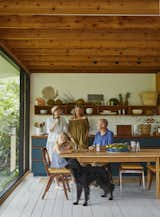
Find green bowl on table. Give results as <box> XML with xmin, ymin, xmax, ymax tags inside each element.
<box><xmin>106</xmin><ymin>143</ymin><xmax>129</xmax><ymax>153</ymax></box>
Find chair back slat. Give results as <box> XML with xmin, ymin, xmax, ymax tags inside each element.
<box><xmin>41</xmin><ymin>147</ymin><xmax>51</xmax><ymax>175</ymax></box>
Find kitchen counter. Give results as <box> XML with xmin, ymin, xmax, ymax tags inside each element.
<box><xmin>31</xmin><ymin>134</ymin><xmax>160</xmax><ymax>139</ymax></box>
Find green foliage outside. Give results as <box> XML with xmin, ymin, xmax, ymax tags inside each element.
<box><xmin>0</xmin><ymin>79</ymin><xmax>20</xmax><ymax>192</ymax></box>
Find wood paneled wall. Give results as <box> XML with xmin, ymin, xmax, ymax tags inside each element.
<box><xmin>0</xmin><ymin>0</ymin><xmax>159</xmax><ymax>15</ymax></box>
<box><xmin>0</xmin><ymin>1</ymin><xmax>159</xmax><ymax>73</ymax></box>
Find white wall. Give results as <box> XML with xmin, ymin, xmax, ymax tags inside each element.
<box><xmin>31</xmin><ymin>73</ymin><xmax>155</xmax><ymax>105</ymax></box>
<box><xmin>30</xmin><ymin>73</ymin><xmax>156</xmax><ymax>135</ymax></box>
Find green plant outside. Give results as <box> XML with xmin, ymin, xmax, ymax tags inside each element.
<box><xmin>0</xmin><ymin>80</ymin><xmax>20</xmax><ymax>193</ymax></box>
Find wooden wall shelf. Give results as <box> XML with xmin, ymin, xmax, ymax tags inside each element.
<box><xmin>34</xmin><ymin>105</ymin><xmax>160</xmax><ymax>116</ymax></box>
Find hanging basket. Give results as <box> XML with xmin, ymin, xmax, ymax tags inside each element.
<box><xmin>140</xmin><ymin>91</ymin><xmax>157</xmax><ymax>106</ymax></box>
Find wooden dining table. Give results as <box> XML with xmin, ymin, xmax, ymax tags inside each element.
<box><xmin>61</xmin><ymin>148</ymin><xmax>160</xmax><ymax>199</ymax></box>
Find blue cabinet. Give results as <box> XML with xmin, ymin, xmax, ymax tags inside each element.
<box><xmin>115</xmin><ymin>137</ymin><xmax>160</xmax><ymax>148</ymax></box>
<box><xmin>32</xmin><ymin>136</ymin><xmax>160</xmax><ymax>176</ymax></box>
<box><xmin>89</xmin><ymin>136</ymin><xmax>160</xmax><ymax>148</ymax></box>
<box><xmin>32</xmin><ymin>138</ymin><xmax>47</xmax><ymax>147</ymax></box>
<box><xmin>32</xmin><ymin>137</ymin><xmax>47</xmax><ymax>176</ymax></box>
<box><xmin>32</xmin><ymin>161</ymin><xmax>46</xmax><ymax>176</ymax></box>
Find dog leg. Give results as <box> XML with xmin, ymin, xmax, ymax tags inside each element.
<box><xmin>83</xmin><ymin>186</ymin><xmax>89</xmax><ymax>206</ymax></box>
<box><xmin>98</xmin><ymin>182</ymin><xmax>107</xmax><ymax>198</ymax></box>
<box><xmin>73</xmin><ymin>184</ymin><xmax>82</xmax><ymax>205</ymax></box>
<box><xmin>101</xmin><ymin>193</ymin><xmax>107</xmax><ymax>197</ymax></box>
<box><xmin>109</xmin><ymin>191</ymin><xmax>113</xmax><ymax>200</ymax></box>
<box><xmin>101</xmin><ymin>186</ymin><xmax>107</xmax><ymax>198</ymax></box>
<box><xmin>108</xmin><ymin>184</ymin><xmax>114</xmax><ymax>200</ymax></box>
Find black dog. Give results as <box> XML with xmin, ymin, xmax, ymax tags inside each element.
<box><xmin>66</xmin><ymin>159</ymin><xmax>114</xmax><ymax>206</ymax></box>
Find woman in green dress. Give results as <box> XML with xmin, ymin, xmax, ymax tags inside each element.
<box><xmin>68</xmin><ymin>105</ymin><xmax>89</xmax><ymax>150</ymax></box>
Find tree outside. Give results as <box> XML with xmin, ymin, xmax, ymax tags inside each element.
<box><xmin>0</xmin><ymin>79</ymin><xmax>20</xmax><ymax>193</ymax></box>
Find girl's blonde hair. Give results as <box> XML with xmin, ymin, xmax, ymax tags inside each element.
<box><xmin>58</xmin><ymin>132</ymin><xmax>71</xmax><ymax>144</ymax></box>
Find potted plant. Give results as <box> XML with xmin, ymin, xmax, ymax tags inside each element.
<box><xmin>34</xmin><ymin>122</ymin><xmax>45</xmax><ymax>135</ymax></box>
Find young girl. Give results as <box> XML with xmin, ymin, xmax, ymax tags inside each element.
<box><xmin>51</xmin><ymin>132</ymin><xmax>73</xmax><ymax>168</ymax></box>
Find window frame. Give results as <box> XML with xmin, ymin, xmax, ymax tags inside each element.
<box><xmin>0</xmin><ymin>48</ymin><xmax>30</xmax><ymax>202</ymax></box>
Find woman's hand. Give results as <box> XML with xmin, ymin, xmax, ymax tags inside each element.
<box><xmin>50</xmin><ymin>118</ymin><xmax>59</xmax><ymax>132</ymax></box>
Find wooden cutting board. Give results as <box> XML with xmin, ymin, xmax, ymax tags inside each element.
<box><xmin>116</xmin><ymin>125</ymin><xmax>132</xmax><ymax>136</ymax></box>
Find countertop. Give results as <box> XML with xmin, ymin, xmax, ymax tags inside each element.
<box><xmin>31</xmin><ymin>134</ymin><xmax>160</xmax><ymax>139</ymax></box>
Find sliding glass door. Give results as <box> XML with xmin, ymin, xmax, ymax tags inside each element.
<box><xmin>0</xmin><ymin>50</ymin><xmax>30</xmax><ymax>198</ymax></box>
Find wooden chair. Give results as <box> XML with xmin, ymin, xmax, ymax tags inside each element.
<box><xmin>41</xmin><ymin>147</ymin><xmax>71</xmax><ymax>200</ymax></box>
<box><xmin>119</xmin><ymin>163</ymin><xmax>145</xmax><ymax>192</ymax></box>
<box><xmin>147</xmin><ymin>164</ymin><xmax>156</xmax><ymax>190</ymax></box>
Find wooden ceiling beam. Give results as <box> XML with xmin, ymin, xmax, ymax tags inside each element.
<box><xmin>28</xmin><ymin>65</ymin><xmax>160</xmax><ymax>69</ymax></box>
<box><xmin>11</xmin><ymin>48</ymin><xmax>160</xmax><ymax>57</ymax></box>
<box><xmin>2</xmin><ymin>40</ymin><xmax>159</xmax><ymax>49</ymax></box>
<box><xmin>17</xmin><ymin>56</ymin><xmax>160</xmax><ymax>63</ymax></box>
<box><xmin>28</xmin><ymin>66</ymin><xmax>160</xmax><ymax>74</ymax></box>
<box><xmin>0</xmin><ymin>0</ymin><xmax>158</xmax><ymax>15</ymax></box>
<box><xmin>15</xmin><ymin>55</ymin><xmax>160</xmax><ymax>60</ymax></box>
<box><xmin>0</xmin><ymin>29</ymin><xmax>160</xmax><ymax>41</ymax></box>
<box><xmin>23</xmin><ymin>61</ymin><xmax>160</xmax><ymax>67</ymax></box>
<box><xmin>0</xmin><ymin>16</ymin><xmax>159</xmax><ymax>29</ymax></box>
<box><xmin>30</xmin><ymin>70</ymin><xmax>159</xmax><ymax>74</ymax></box>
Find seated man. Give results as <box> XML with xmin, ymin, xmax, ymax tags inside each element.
<box><xmin>89</xmin><ymin>119</ymin><xmax>113</xmax><ymax>150</ymax></box>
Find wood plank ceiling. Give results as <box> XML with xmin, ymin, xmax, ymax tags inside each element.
<box><xmin>0</xmin><ymin>0</ymin><xmax>160</xmax><ymax>73</ymax></box>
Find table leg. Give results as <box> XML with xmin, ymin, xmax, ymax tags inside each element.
<box><xmin>147</xmin><ymin>162</ymin><xmax>152</xmax><ymax>190</ymax></box>
<box><xmin>156</xmin><ymin>157</ymin><xmax>160</xmax><ymax>199</ymax></box>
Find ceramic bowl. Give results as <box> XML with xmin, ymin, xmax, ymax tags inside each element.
<box><xmin>86</xmin><ymin>108</ymin><xmax>93</xmax><ymax>115</ymax></box>
<box><xmin>132</xmin><ymin>109</ymin><xmax>143</xmax><ymax>115</ymax></box>
<box><xmin>40</xmin><ymin>110</ymin><xmax>48</xmax><ymax>114</ymax></box>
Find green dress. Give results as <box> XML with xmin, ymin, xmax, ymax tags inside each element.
<box><xmin>68</xmin><ymin>118</ymin><xmax>89</xmax><ymax>150</ymax></box>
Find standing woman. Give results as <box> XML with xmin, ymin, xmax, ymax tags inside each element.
<box><xmin>68</xmin><ymin>105</ymin><xmax>89</xmax><ymax>150</ymax></box>
<box><xmin>46</xmin><ymin>105</ymin><xmax>68</xmax><ymax>160</ymax></box>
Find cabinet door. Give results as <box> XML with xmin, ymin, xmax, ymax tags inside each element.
<box><xmin>32</xmin><ymin>148</ymin><xmax>43</xmax><ymax>161</ymax></box>
<box><xmin>32</xmin><ymin>138</ymin><xmax>47</xmax><ymax>147</ymax></box>
<box><xmin>32</xmin><ymin>161</ymin><xmax>46</xmax><ymax>176</ymax></box>
<box><xmin>32</xmin><ymin>138</ymin><xmax>47</xmax><ymax>176</ymax></box>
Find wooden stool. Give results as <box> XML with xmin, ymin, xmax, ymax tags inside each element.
<box><xmin>119</xmin><ymin>163</ymin><xmax>145</xmax><ymax>192</ymax></box>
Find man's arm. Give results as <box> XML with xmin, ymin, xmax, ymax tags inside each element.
<box><xmin>107</xmin><ymin>131</ymin><xmax>114</xmax><ymax>144</ymax></box>
<box><xmin>89</xmin><ymin>133</ymin><xmax>98</xmax><ymax>150</ymax></box>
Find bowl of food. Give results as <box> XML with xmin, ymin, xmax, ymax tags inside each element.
<box><xmin>40</xmin><ymin>109</ymin><xmax>48</xmax><ymax>114</ymax></box>
<box><xmin>132</xmin><ymin>109</ymin><xmax>143</xmax><ymax>115</ymax></box>
<box><xmin>106</xmin><ymin>143</ymin><xmax>129</xmax><ymax>152</ymax></box>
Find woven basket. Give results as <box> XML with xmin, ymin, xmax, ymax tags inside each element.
<box><xmin>139</xmin><ymin>124</ymin><xmax>151</xmax><ymax>135</ymax></box>
<box><xmin>140</xmin><ymin>91</ymin><xmax>157</xmax><ymax>106</ymax></box>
